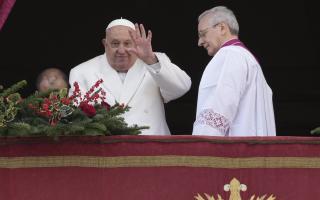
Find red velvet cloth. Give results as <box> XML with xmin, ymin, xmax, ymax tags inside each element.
<box><xmin>1</xmin><ymin>135</ymin><xmax>320</xmax><ymax>199</ymax></box>
<box><xmin>0</xmin><ymin>0</ymin><xmax>15</xmax><ymax>30</ymax></box>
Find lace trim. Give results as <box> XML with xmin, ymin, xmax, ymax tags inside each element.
<box><xmin>195</xmin><ymin>109</ymin><xmax>230</xmax><ymax>134</ymax></box>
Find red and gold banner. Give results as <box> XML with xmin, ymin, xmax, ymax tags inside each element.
<box><xmin>1</xmin><ymin>135</ymin><xmax>320</xmax><ymax>199</ymax></box>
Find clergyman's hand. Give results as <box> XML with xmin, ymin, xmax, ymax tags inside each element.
<box><xmin>128</xmin><ymin>23</ymin><xmax>158</xmax><ymax>65</ymax></box>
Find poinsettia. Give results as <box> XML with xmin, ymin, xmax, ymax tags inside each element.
<box><xmin>79</xmin><ymin>103</ymin><xmax>96</xmax><ymax>117</ymax></box>
<box><xmin>28</xmin><ymin>88</ymin><xmax>73</xmax><ymax>125</ymax></box>
<box><xmin>28</xmin><ymin>79</ymin><xmax>111</xmax><ymax>125</ymax></box>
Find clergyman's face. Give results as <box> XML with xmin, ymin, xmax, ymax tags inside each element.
<box><xmin>198</xmin><ymin>15</ymin><xmax>222</xmax><ymax>56</ymax></box>
<box><xmin>103</xmin><ymin>26</ymin><xmax>137</xmax><ymax>72</ymax></box>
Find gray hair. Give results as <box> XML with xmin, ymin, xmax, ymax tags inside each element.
<box><xmin>198</xmin><ymin>6</ymin><xmax>239</xmax><ymax>35</ymax></box>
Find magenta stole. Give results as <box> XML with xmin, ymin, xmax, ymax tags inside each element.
<box><xmin>221</xmin><ymin>38</ymin><xmax>259</xmax><ymax>63</ymax></box>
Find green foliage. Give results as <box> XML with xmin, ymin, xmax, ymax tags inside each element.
<box><xmin>0</xmin><ymin>80</ymin><xmax>148</xmax><ymax>137</ymax></box>
<box><xmin>311</xmin><ymin>127</ymin><xmax>320</xmax><ymax>135</ymax></box>
<box><xmin>0</xmin><ymin>80</ymin><xmax>27</xmax><ymax>127</ymax></box>
<box><xmin>0</xmin><ymin>80</ymin><xmax>27</xmax><ymax>98</ymax></box>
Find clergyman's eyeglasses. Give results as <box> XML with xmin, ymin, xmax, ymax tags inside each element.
<box><xmin>198</xmin><ymin>23</ymin><xmax>220</xmax><ymax>39</ymax></box>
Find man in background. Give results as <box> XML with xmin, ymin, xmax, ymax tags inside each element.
<box><xmin>37</xmin><ymin>68</ymin><xmax>68</xmax><ymax>92</ymax></box>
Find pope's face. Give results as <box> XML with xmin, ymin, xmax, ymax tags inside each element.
<box><xmin>198</xmin><ymin>15</ymin><xmax>223</xmax><ymax>56</ymax></box>
<box><xmin>103</xmin><ymin>26</ymin><xmax>137</xmax><ymax>72</ymax></box>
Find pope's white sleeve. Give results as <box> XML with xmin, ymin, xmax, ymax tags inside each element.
<box><xmin>146</xmin><ymin>52</ymin><xmax>191</xmax><ymax>103</ymax></box>
<box><xmin>68</xmin><ymin>68</ymin><xmax>77</xmax><ymax>97</ymax></box>
<box><xmin>68</xmin><ymin>68</ymin><xmax>87</xmax><ymax>98</ymax></box>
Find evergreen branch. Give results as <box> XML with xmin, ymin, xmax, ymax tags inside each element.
<box><xmin>0</xmin><ymin>80</ymin><xmax>27</xmax><ymax>97</ymax></box>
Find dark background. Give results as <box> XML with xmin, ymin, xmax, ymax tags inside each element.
<box><xmin>1</xmin><ymin>1</ymin><xmax>319</xmax><ymax>136</ymax></box>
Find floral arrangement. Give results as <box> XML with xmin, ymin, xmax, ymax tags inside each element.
<box><xmin>0</xmin><ymin>80</ymin><xmax>148</xmax><ymax>137</ymax></box>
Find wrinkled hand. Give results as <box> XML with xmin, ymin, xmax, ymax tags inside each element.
<box><xmin>128</xmin><ymin>23</ymin><xmax>158</xmax><ymax>65</ymax></box>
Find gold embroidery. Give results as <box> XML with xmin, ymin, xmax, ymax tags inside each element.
<box><xmin>194</xmin><ymin>178</ymin><xmax>276</xmax><ymax>200</ymax></box>
<box><xmin>1</xmin><ymin>156</ymin><xmax>320</xmax><ymax>168</ymax></box>
<box><xmin>0</xmin><ymin>156</ymin><xmax>320</xmax><ymax>169</ymax></box>
<box><xmin>195</xmin><ymin>193</ymin><xmax>223</xmax><ymax>200</ymax></box>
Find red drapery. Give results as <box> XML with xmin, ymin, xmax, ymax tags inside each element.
<box><xmin>0</xmin><ymin>0</ymin><xmax>15</xmax><ymax>31</ymax></box>
<box><xmin>1</xmin><ymin>135</ymin><xmax>320</xmax><ymax>199</ymax></box>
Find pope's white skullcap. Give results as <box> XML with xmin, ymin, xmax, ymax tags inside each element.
<box><xmin>106</xmin><ymin>18</ymin><xmax>135</xmax><ymax>30</ymax></box>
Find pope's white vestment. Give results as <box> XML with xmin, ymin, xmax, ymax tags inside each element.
<box><xmin>69</xmin><ymin>52</ymin><xmax>191</xmax><ymax>135</ymax></box>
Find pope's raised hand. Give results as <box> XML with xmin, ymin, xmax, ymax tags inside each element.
<box><xmin>128</xmin><ymin>23</ymin><xmax>158</xmax><ymax>65</ymax></box>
